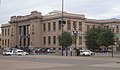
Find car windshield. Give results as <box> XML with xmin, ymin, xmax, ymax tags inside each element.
<box><xmin>5</xmin><ymin>50</ymin><xmax>12</xmax><ymax>52</ymax></box>
<box><xmin>17</xmin><ymin>51</ymin><xmax>24</xmax><ymax>52</ymax></box>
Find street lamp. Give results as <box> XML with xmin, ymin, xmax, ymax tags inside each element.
<box><xmin>72</xmin><ymin>28</ymin><xmax>78</xmax><ymax>56</ymax></box>
<box><xmin>110</xmin><ymin>25</ymin><xmax>115</xmax><ymax>57</ymax></box>
<box><xmin>59</xmin><ymin>0</ymin><xmax>66</xmax><ymax>56</ymax></box>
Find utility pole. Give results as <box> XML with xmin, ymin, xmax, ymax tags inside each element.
<box><xmin>59</xmin><ymin>0</ymin><xmax>66</xmax><ymax>56</ymax></box>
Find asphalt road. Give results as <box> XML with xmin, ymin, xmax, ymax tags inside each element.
<box><xmin>0</xmin><ymin>55</ymin><xmax>120</xmax><ymax>70</ymax></box>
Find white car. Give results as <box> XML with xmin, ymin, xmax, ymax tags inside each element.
<box><xmin>2</xmin><ymin>50</ymin><xmax>14</xmax><ymax>56</ymax></box>
<box><xmin>80</xmin><ymin>50</ymin><xmax>94</xmax><ymax>56</ymax></box>
<box><xmin>14</xmin><ymin>49</ymin><xmax>28</xmax><ymax>56</ymax></box>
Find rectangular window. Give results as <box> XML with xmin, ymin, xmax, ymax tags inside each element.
<box><xmin>2</xmin><ymin>40</ymin><xmax>4</xmax><ymax>46</ymax></box>
<box><xmin>5</xmin><ymin>29</ymin><xmax>6</xmax><ymax>36</ymax></box>
<box><xmin>79</xmin><ymin>36</ymin><xmax>82</xmax><ymax>44</ymax></box>
<box><xmin>116</xmin><ymin>25</ymin><xmax>119</xmax><ymax>33</ymax></box>
<box><xmin>43</xmin><ymin>37</ymin><xmax>46</xmax><ymax>45</ymax></box>
<box><xmin>5</xmin><ymin>39</ymin><xmax>6</xmax><ymax>46</ymax></box>
<box><xmin>23</xmin><ymin>26</ymin><xmax>26</xmax><ymax>35</ymax></box>
<box><xmin>43</xmin><ymin>23</ymin><xmax>46</xmax><ymax>32</ymax></box>
<box><xmin>8</xmin><ymin>39</ymin><xmax>10</xmax><ymax>46</ymax></box>
<box><xmin>8</xmin><ymin>29</ymin><xmax>10</xmax><ymax>36</ymax></box>
<box><xmin>48</xmin><ymin>36</ymin><xmax>51</xmax><ymax>44</ymax></box>
<box><xmin>98</xmin><ymin>26</ymin><xmax>101</xmax><ymax>28</ymax></box>
<box><xmin>19</xmin><ymin>38</ymin><xmax>22</xmax><ymax>46</ymax></box>
<box><xmin>48</xmin><ymin>22</ymin><xmax>51</xmax><ymax>31</ymax></box>
<box><xmin>2</xmin><ymin>29</ymin><xmax>4</xmax><ymax>36</ymax></box>
<box><xmin>67</xmin><ymin>20</ymin><xmax>71</xmax><ymax>30</ymax></box>
<box><xmin>53</xmin><ymin>22</ymin><xmax>56</xmax><ymax>31</ymax></box>
<box><xmin>28</xmin><ymin>38</ymin><xmax>30</xmax><ymax>46</ymax></box>
<box><xmin>58</xmin><ymin>21</ymin><xmax>61</xmax><ymax>30</ymax></box>
<box><xmin>73</xmin><ymin>21</ymin><xmax>77</xmax><ymax>29</ymax></box>
<box><xmin>23</xmin><ymin>38</ymin><xmax>26</xmax><ymax>46</ymax></box>
<box><xmin>104</xmin><ymin>26</ymin><xmax>109</xmax><ymax>29</ymax></box>
<box><xmin>93</xmin><ymin>25</ymin><xmax>95</xmax><ymax>28</ymax></box>
<box><xmin>87</xmin><ymin>25</ymin><xmax>90</xmax><ymax>30</ymax></box>
<box><xmin>53</xmin><ymin>36</ymin><xmax>56</xmax><ymax>44</ymax></box>
<box><xmin>11</xmin><ymin>28</ymin><xmax>14</xmax><ymax>36</ymax></box>
<box><xmin>79</xmin><ymin>22</ymin><xmax>82</xmax><ymax>31</ymax></box>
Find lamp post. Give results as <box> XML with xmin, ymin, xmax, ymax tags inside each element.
<box><xmin>110</xmin><ymin>25</ymin><xmax>115</xmax><ymax>58</ymax></box>
<box><xmin>72</xmin><ymin>28</ymin><xmax>78</xmax><ymax>56</ymax></box>
<box><xmin>59</xmin><ymin>0</ymin><xmax>66</xmax><ymax>56</ymax></box>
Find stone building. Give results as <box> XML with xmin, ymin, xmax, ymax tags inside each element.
<box><xmin>1</xmin><ymin>11</ymin><xmax>120</xmax><ymax>51</ymax></box>
<box><xmin>0</xmin><ymin>34</ymin><xmax>2</xmax><ymax>48</ymax></box>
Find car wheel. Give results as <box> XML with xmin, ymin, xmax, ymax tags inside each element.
<box><xmin>83</xmin><ymin>54</ymin><xmax>85</xmax><ymax>56</ymax></box>
<box><xmin>18</xmin><ymin>54</ymin><xmax>22</xmax><ymax>56</ymax></box>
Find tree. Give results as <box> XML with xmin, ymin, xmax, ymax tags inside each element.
<box><xmin>58</xmin><ymin>31</ymin><xmax>73</xmax><ymax>49</ymax></box>
<box><xmin>85</xmin><ymin>28</ymin><xmax>115</xmax><ymax>52</ymax></box>
<box><xmin>97</xmin><ymin>28</ymin><xmax>115</xmax><ymax>50</ymax></box>
<box><xmin>85</xmin><ymin>28</ymin><xmax>100</xmax><ymax>51</ymax></box>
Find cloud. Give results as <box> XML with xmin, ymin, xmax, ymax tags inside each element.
<box><xmin>1</xmin><ymin>0</ymin><xmax>120</xmax><ymax>23</ymax></box>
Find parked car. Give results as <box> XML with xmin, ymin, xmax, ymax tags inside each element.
<box><xmin>46</xmin><ymin>49</ymin><xmax>55</xmax><ymax>53</ymax></box>
<box><xmin>14</xmin><ymin>49</ymin><xmax>28</xmax><ymax>56</ymax></box>
<box><xmin>79</xmin><ymin>50</ymin><xmax>94</xmax><ymax>56</ymax></box>
<box><xmin>2</xmin><ymin>50</ymin><xmax>14</xmax><ymax>56</ymax></box>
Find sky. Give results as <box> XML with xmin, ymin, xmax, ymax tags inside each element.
<box><xmin>0</xmin><ymin>0</ymin><xmax>120</xmax><ymax>24</ymax></box>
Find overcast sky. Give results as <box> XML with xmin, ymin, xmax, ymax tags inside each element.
<box><xmin>0</xmin><ymin>0</ymin><xmax>120</xmax><ymax>24</ymax></box>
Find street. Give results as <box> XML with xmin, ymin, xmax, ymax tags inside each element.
<box><xmin>0</xmin><ymin>55</ymin><xmax>120</xmax><ymax>70</ymax></box>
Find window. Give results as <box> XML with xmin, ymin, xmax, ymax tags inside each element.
<box><xmin>79</xmin><ymin>36</ymin><xmax>82</xmax><ymax>44</ymax></box>
<box><xmin>23</xmin><ymin>26</ymin><xmax>26</xmax><ymax>35</ymax></box>
<box><xmin>67</xmin><ymin>20</ymin><xmax>71</xmax><ymax>30</ymax></box>
<box><xmin>53</xmin><ymin>22</ymin><xmax>56</xmax><ymax>31</ymax></box>
<box><xmin>98</xmin><ymin>26</ymin><xmax>101</xmax><ymax>28</ymax></box>
<box><xmin>53</xmin><ymin>36</ymin><xmax>56</xmax><ymax>44</ymax></box>
<box><xmin>116</xmin><ymin>25</ymin><xmax>119</xmax><ymax>33</ymax></box>
<box><xmin>11</xmin><ymin>28</ymin><xmax>14</xmax><ymax>36</ymax></box>
<box><xmin>23</xmin><ymin>38</ymin><xmax>26</xmax><ymax>46</ymax></box>
<box><xmin>8</xmin><ymin>29</ymin><xmax>10</xmax><ymax>36</ymax></box>
<box><xmin>104</xmin><ymin>26</ymin><xmax>109</xmax><ymax>29</ymax></box>
<box><xmin>43</xmin><ymin>23</ymin><xmax>46</xmax><ymax>32</ymax></box>
<box><xmin>48</xmin><ymin>36</ymin><xmax>51</xmax><ymax>44</ymax></box>
<box><xmin>73</xmin><ymin>21</ymin><xmax>77</xmax><ymax>29</ymax></box>
<box><xmin>19</xmin><ymin>38</ymin><xmax>22</xmax><ymax>46</ymax></box>
<box><xmin>2</xmin><ymin>40</ymin><xmax>4</xmax><ymax>46</ymax></box>
<box><xmin>43</xmin><ymin>37</ymin><xmax>46</xmax><ymax>45</ymax></box>
<box><xmin>8</xmin><ymin>39</ymin><xmax>10</xmax><ymax>46</ymax></box>
<box><xmin>93</xmin><ymin>25</ymin><xmax>95</xmax><ymax>28</ymax></box>
<box><xmin>5</xmin><ymin>29</ymin><xmax>6</xmax><ymax>36</ymax></box>
<box><xmin>58</xmin><ymin>21</ymin><xmax>61</xmax><ymax>30</ymax></box>
<box><xmin>79</xmin><ymin>22</ymin><xmax>82</xmax><ymax>31</ymax></box>
<box><xmin>48</xmin><ymin>22</ymin><xmax>51</xmax><ymax>31</ymax></box>
<box><xmin>2</xmin><ymin>29</ymin><xmax>4</xmax><ymax>36</ymax></box>
<box><xmin>87</xmin><ymin>25</ymin><xmax>90</xmax><ymax>30</ymax></box>
<box><xmin>5</xmin><ymin>39</ymin><xmax>6</xmax><ymax>46</ymax></box>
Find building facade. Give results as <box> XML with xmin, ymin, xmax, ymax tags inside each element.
<box><xmin>1</xmin><ymin>11</ymin><xmax>120</xmax><ymax>51</ymax></box>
